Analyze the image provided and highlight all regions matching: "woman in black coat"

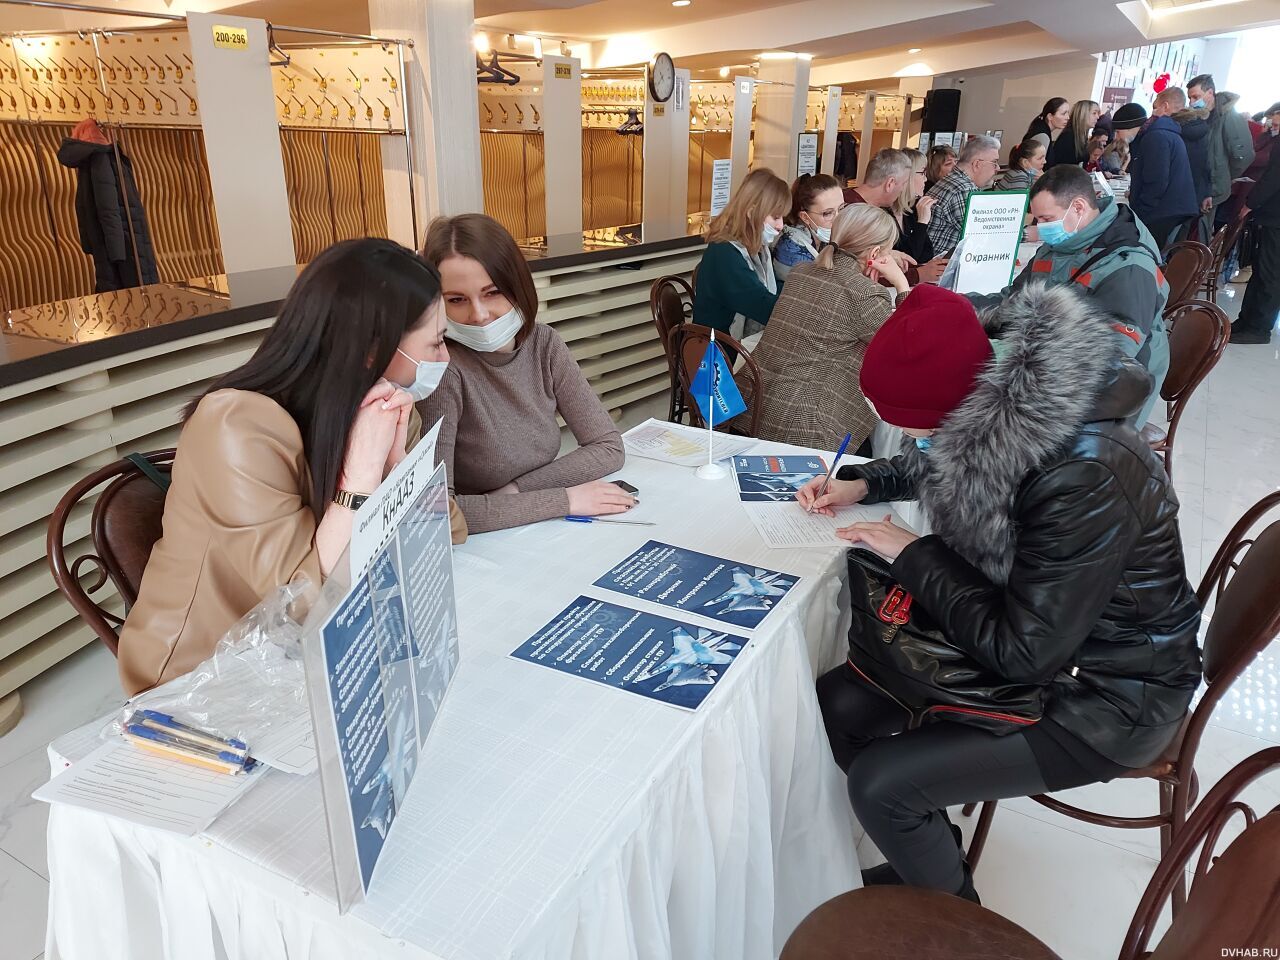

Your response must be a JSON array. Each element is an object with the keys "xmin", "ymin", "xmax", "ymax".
[
  {"xmin": 799, "ymin": 282, "xmax": 1202, "ymax": 902},
  {"xmin": 57, "ymin": 118, "xmax": 159, "ymax": 292}
]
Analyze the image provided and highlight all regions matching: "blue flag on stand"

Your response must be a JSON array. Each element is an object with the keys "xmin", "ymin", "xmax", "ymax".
[{"xmin": 690, "ymin": 336, "xmax": 747, "ymax": 426}]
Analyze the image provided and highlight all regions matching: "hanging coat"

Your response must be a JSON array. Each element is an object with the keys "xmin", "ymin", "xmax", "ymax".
[{"xmin": 56, "ymin": 137, "xmax": 159, "ymax": 291}]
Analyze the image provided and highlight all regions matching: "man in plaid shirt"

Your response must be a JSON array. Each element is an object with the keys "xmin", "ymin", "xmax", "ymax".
[{"xmin": 925, "ymin": 135, "xmax": 1003, "ymax": 253}]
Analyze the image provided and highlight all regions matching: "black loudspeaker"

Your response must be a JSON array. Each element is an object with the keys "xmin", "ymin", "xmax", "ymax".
[{"xmin": 922, "ymin": 88, "xmax": 961, "ymax": 133}]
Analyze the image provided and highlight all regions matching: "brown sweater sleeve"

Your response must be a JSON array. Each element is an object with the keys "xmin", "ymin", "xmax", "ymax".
[
  {"xmin": 509, "ymin": 328, "xmax": 625, "ymax": 493},
  {"xmin": 419, "ymin": 365, "xmax": 573, "ymax": 533}
]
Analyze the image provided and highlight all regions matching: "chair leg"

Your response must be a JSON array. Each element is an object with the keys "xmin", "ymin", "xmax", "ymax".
[
  {"xmin": 1157, "ymin": 780, "xmax": 1189, "ymax": 916},
  {"xmin": 961, "ymin": 802, "xmax": 978, "ymax": 816},
  {"xmin": 966, "ymin": 801, "xmax": 998, "ymax": 870}
]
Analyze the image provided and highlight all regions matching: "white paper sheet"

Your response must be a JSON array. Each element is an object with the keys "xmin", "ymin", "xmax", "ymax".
[
  {"xmin": 622, "ymin": 419, "xmax": 758, "ymax": 468},
  {"xmin": 742, "ymin": 502, "xmax": 897, "ymax": 549},
  {"xmin": 34, "ymin": 739, "xmax": 262, "ymax": 836},
  {"xmin": 249, "ymin": 715, "xmax": 317, "ymax": 775}
]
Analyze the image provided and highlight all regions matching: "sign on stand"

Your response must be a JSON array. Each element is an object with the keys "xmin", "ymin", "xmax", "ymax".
[
  {"xmin": 947, "ymin": 190, "xmax": 1030, "ymax": 295},
  {"xmin": 710, "ymin": 158, "xmax": 733, "ymax": 216},
  {"xmin": 797, "ymin": 133, "xmax": 818, "ymax": 177}
]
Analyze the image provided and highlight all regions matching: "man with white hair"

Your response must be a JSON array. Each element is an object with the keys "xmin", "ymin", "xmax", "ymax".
[
  {"xmin": 924, "ymin": 135, "xmax": 1002, "ymax": 253},
  {"xmin": 844, "ymin": 148, "xmax": 913, "ymax": 208}
]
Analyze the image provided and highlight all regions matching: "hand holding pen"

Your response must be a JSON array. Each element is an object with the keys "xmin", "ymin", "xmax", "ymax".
[{"xmin": 807, "ymin": 433, "xmax": 852, "ymax": 514}]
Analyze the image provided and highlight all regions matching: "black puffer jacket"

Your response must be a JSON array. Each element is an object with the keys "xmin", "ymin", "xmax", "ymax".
[
  {"xmin": 839, "ymin": 283, "xmax": 1202, "ymax": 768},
  {"xmin": 56, "ymin": 137, "xmax": 159, "ymax": 291}
]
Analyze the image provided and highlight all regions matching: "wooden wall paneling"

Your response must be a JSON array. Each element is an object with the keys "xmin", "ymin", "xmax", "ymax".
[
  {"xmin": 481, "ymin": 130, "xmax": 546, "ymax": 240},
  {"xmin": 279, "ymin": 130, "xmax": 390, "ymax": 264},
  {"xmin": 582, "ymin": 128, "xmax": 643, "ymax": 231},
  {"xmin": 687, "ymin": 131, "xmax": 730, "ymax": 215}
]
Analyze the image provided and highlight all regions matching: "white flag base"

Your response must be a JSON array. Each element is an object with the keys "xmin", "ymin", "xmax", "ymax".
[{"xmin": 695, "ymin": 462, "xmax": 728, "ymax": 480}]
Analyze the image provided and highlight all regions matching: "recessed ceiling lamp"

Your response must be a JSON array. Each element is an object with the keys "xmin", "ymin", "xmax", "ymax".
[
  {"xmin": 719, "ymin": 66, "xmax": 730, "ymax": 78},
  {"xmin": 672, "ymin": 0, "xmax": 692, "ymax": 6},
  {"xmin": 474, "ymin": 33, "xmax": 490, "ymax": 53},
  {"xmin": 908, "ymin": 47, "xmax": 922, "ymax": 53},
  {"xmin": 1143, "ymin": 0, "xmax": 1245, "ymax": 17}
]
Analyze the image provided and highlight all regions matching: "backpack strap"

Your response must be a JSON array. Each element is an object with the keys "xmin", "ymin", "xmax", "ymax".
[{"xmin": 125, "ymin": 453, "xmax": 171, "ymax": 492}]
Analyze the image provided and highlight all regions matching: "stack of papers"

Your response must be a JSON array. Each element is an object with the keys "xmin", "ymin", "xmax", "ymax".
[{"xmin": 623, "ymin": 419, "xmax": 758, "ymax": 468}]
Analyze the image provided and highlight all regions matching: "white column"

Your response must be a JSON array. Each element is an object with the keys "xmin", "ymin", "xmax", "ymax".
[
  {"xmin": 642, "ymin": 67, "xmax": 690, "ymax": 238},
  {"xmin": 753, "ymin": 55, "xmax": 811, "ymax": 182},
  {"xmin": 369, "ymin": 0, "xmax": 483, "ymax": 248},
  {"xmin": 857, "ymin": 91, "xmax": 877, "ymax": 183},
  {"xmin": 541, "ymin": 55, "xmax": 583, "ymax": 239},
  {"xmin": 729, "ymin": 76, "xmax": 754, "ymax": 193},
  {"xmin": 821, "ymin": 85, "xmax": 841, "ymax": 176},
  {"xmin": 187, "ymin": 14, "xmax": 295, "ymax": 272}
]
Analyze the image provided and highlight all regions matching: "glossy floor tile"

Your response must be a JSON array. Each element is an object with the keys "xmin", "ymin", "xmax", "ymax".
[{"xmin": 0, "ymin": 290, "xmax": 1277, "ymax": 958}]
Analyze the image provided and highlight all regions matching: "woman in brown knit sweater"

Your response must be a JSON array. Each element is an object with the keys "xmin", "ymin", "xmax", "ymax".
[
  {"xmin": 749, "ymin": 204, "xmax": 908, "ymax": 451},
  {"xmin": 418, "ymin": 215, "xmax": 632, "ymax": 533}
]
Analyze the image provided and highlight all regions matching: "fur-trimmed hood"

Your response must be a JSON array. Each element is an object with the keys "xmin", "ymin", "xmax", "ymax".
[{"xmin": 897, "ymin": 282, "xmax": 1150, "ymax": 585}]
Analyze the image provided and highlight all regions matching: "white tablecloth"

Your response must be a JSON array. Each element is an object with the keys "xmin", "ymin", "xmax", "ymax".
[{"xmin": 45, "ymin": 440, "xmax": 870, "ymax": 960}]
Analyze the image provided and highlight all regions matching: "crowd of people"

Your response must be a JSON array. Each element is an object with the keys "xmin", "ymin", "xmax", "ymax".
[{"xmin": 113, "ymin": 68, "xmax": 1274, "ymax": 915}]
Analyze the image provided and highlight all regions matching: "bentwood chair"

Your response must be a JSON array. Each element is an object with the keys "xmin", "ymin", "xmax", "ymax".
[
  {"xmin": 782, "ymin": 746, "xmax": 1280, "ymax": 960},
  {"xmin": 1202, "ymin": 215, "xmax": 1248, "ymax": 303},
  {"xmin": 649, "ymin": 275, "xmax": 696, "ymax": 423},
  {"xmin": 964, "ymin": 490, "xmax": 1280, "ymax": 915},
  {"xmin": 1140, "ymin": 298, "xmax": 1229, "ymax": 481},
  {"xmin": 1161, "ymin": 241, "xmax": 1213, "ymax": 313},
  {"xmin": 47, "ymin": 450, "xmax": 174, "ymax": 656},
  {"xmin": 667, "ymin": 322, "xmax": 762, "ymax": 437}
]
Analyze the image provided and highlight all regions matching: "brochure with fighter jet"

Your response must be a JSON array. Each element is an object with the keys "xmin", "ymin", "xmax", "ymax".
[
  {"xmin": 732, "ymin": 455, "xmax": 827, "ymax": 502},
  {"xmin": 591, "ymin": 540, "xmax": 799, "ymax": 630},
  {"xmin": 511, "ymin": 596, "xmax": 750, "ymax": 710}
]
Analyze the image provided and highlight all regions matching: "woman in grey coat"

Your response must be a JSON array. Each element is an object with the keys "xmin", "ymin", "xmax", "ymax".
[{"xmin": 747, "ymin": 204, "xmax": 908, "ymax": 450}]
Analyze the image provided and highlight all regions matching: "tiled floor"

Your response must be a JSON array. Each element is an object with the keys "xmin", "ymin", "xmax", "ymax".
[{"xmin": 1, "ymin": 290, "xmax": 1277, "ymax": 960}]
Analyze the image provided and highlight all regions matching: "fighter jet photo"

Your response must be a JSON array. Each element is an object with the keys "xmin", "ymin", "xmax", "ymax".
[{"xmin": 703, "ymin": 568, "xmax": 794, "ymax": 616}]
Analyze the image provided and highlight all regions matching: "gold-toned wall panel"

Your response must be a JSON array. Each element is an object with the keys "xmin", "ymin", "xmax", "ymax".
[
  {"xmin": 279, "ymin": 129, "xmax": 389, "ymax": 263},
  {"xmin": 582, "ymin": 129, "xmax": 642, "ymax": 231},
  {"xmin": 688, "ymin": 131, "xmax": 731, "ymax": 216},
  {"xmin": 480, "ymin": 130, "xmax": 546, "ymax": 240}
]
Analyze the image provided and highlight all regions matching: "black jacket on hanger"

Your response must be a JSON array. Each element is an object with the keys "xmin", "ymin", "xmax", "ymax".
[
  {"xmin": 57, "ymin": 137, "xmax": 159, "ymax": 292},
  {"xmin": 834, "ymin": 132, "xmax": 859, "ymax": 181}
]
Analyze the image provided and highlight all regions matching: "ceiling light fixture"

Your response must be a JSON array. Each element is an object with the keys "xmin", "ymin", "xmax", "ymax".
[
  {"xmin": 908, "ymin": 47, "xmax": 922, "ymax": 53},
  {"xmin": 719, "ymin": 66, "xmax": 730, "ymax": 78},
  {"xmin": 474, "ymin": 33, "xmax": 490, "ymax": 53},
  {"xmin": 672, "ymin": 0, "xmax": 692, "ymax": 6},
  {"xmin": 1143, "ymin": 0, "xmax": 1246, "ymax": 17}
]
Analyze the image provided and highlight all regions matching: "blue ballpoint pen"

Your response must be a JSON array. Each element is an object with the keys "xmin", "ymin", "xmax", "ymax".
[
  {"xmin": 811, "ymin": 433, "xmax": 853, "ymax": 512},
  {"xmin": 564, "ymin": 515, "xmax": 658, "ymax": 526},
  {"xmin": 135, "ymin": 708, "xmax": 248, "ymax": 753},
  {"xmin": 125, "ymin": 723, "xmax": 250, "ymax": 766}
]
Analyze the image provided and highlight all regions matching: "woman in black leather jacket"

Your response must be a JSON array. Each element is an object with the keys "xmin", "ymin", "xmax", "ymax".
[{"xmin": 798, "ymin": 282, "xmax": 1202, "ymax": 902}]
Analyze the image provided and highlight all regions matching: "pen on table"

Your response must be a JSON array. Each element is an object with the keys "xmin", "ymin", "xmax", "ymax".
[
  {"xmin": 124, "ymin": 730, "xmax": 248, "ymax": 774},
  {"xmin": 132, "ymin": 709, "xmax": 249, "ymax": 755},
  {"xmin": 564, "ymin": 515, "xmax": 658, "ymax": 526},
  {"xmin": 810, "ymin": 433, "xmax": 852, "ymax": 514},
  {"xmin": 125, "ymin": 724, "xmax": 250, "ymax": 767}
]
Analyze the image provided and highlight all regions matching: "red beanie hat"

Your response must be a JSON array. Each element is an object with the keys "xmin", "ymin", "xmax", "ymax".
[{"xmin": 859, "ymin": 285, "xmax": 993, "ymax": 429}]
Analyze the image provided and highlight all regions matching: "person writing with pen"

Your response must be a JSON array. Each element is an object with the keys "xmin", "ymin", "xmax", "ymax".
[{"xmin": 794, "ymin": 283, "xmax": 1200, "ymax": 903}]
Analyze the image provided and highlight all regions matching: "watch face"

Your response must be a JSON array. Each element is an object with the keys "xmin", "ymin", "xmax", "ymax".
[{"xmin": 649, "ymin": 51, "xmax": 675, "ymax": 103}]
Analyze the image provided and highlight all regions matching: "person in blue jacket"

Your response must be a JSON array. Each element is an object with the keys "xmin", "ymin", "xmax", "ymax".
[
  {"xmin": 693, "ymin": 167, "xmax": 790, "ymax": 340},
  {"xmin": 1125, "ymin": 101, "xmax": 1200, "ymax": 250}
]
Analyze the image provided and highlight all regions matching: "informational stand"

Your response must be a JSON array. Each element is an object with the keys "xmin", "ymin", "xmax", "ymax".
[
  {"xmin": 797, "ymin": 133, "xmax": 819, "ymax": 177},
  {"xmin": 302, "ymin": 424, "xmax": 461, "ymax": 912},
  {"xmin": 710, "ymin": 158, "xmax": 733, "ymax": 216},
  {"xmin": 949, "ymin": 190, "xmax": 1030, "ymax": 295}
]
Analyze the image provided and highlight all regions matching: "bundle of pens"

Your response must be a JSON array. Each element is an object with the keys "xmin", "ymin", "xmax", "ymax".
[{"xmin": 124, "ymin": 709, "xmax": 256, "ymax": 775}]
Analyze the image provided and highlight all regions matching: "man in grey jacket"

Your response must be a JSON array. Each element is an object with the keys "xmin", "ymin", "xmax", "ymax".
[{"xmin": 1188, "ymin": 74, "xmax": 1255, "ymax": 232}]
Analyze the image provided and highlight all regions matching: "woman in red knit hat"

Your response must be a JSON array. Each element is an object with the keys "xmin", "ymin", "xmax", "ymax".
[{"xmin": 797, "ymin": 282, "xmax": 1201, "ymax": 902}]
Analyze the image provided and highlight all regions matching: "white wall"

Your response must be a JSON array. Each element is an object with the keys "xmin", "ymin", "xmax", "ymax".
[
  {"xmin": 1200, "ymin": 36, "xmax": 1240, "ymax": 89},
  {"xmin": 932, "ymin": 55, "xmax": 1104, "ymax": 141}
]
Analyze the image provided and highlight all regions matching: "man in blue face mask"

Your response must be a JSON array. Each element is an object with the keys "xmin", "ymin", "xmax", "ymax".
[{"xmin": 966, "ymin": 165, "xmax": 1169, "ymax": 427}]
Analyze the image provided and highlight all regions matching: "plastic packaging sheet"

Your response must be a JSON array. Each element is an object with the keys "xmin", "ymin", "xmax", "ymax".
[{"xmin": 106, "ymin": 576, "xmax": 319, "ymax": 773}]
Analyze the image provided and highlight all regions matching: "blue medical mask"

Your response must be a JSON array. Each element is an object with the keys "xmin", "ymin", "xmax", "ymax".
[
  {"xmin": 1038, "ymin": 205, "xmax": 1082, "ymax": 247},
  {"xmin": 396, "ymin": 348, "xmax": 449, "ymax": 401},
  {"xmin": 813, "ymin": 225, "xmax": 832, "ymax": 243},
  {"xmin": 1190, "ymin": 98, "xmax": 1206, "ymax": 110},
  {"xmin": 914, "ymin": 437, "xmax": 933, "ymax": 452}
]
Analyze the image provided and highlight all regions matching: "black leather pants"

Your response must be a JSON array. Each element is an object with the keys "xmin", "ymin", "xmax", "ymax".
[{"xmin": 817, "ymin": 663, "xmax": 1051, "ymax": 897}]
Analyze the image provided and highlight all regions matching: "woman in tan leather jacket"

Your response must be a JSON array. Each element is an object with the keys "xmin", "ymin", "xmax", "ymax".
[{"xmin": 118, "ymin": 239, "xmax": 466, "ymax": 696}]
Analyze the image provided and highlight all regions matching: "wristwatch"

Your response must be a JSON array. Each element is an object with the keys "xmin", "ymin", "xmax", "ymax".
[{"xmin": 333, "ymin": 489, "xmax": 370, "ymax": 511}]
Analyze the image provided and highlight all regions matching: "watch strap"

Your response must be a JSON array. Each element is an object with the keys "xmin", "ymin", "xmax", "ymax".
[{"xmin": 334, "ymin": 489, "xmax": 370, "ymax": 511}]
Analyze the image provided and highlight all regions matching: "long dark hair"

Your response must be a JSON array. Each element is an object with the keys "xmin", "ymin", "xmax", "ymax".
[
  {"xmin": 185, "ymin": 238, "xmax": 442, "ymax": 516},
  {"xmin": 785, "ymin": 172, "xmax": 841, "ymax": 226},
  {"xmin": 421, "ymin": 213, "xmax": 539, "ymax": 344}
]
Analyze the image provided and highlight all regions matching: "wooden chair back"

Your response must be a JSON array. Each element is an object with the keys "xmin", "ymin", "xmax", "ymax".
[
  {"xmin": 1202, "ymin": 216, "xmax": 1247, "ymax": 302},
  {"xmin": 667, "ymin": 322, "xmax": 761, "ymax": 437},
  {"xmin": 1153, "ymin": 298, "xmax": 1228, "ymax": 477},
  {"xmin": 46, "ymin": 450, "xmax": 175, "ymax": 656},
  {"xmin": 1162, "ymin": 241, "xmax": 1213, "ymax": 312},
  {"xmin": 1122, "ymin": 746, "xmax": 1280, "ymax": 959},
  {"xmin": 649, "ymin": 275, "xmax": 695, "ymax": 422}
]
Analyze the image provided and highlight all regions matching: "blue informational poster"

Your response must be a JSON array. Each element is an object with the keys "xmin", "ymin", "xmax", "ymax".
[
  {"xmin": 593, "ymin": 540, "xmax": 799, "ymax": 630},
  {"xmin": 366, "ymin": 545, "xmax": 418, "ymax": 813},
  {"xmin": 319, "ymin": 579, "xmax": 395, "ymax": 892},
  {"xmin": 732, "ymin": 455, "xmax": 827, "ymax": 502},
  {"xmin": 511, "ymin": 596, "xmax": 749, "ymax": 710}
]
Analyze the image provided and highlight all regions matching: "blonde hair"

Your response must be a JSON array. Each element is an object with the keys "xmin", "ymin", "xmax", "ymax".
[
  {"xmin": 816, "ymin": 203, "xmax": 899, "ymax": 270},
  {"xmin": 1071, "ymin": 100, "xmax": 1101, "ymax": 158},
  {"xmin": 706, "ymin": 167, "xmax": 790, "ymax": 254},
  {"xmin": 893, "ymin": 147, "xmax": 927, "ymax": 220}
]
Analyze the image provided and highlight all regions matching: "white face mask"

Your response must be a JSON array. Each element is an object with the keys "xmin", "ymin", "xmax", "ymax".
[
  {"xmin": 396, "ymin": 348, "xmax": 449, "ymax": 401},
  {"xmin": 761, "ymin": 223, "xmax": 780, "ymax": 246},
  {"xmin": 445, "ymin": 306, "xmax": 523, "ymax": 353},
  {"xmin": 813, "ymin": 225, "xmax": 832, "ymax": 243}
]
